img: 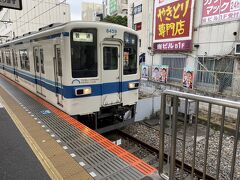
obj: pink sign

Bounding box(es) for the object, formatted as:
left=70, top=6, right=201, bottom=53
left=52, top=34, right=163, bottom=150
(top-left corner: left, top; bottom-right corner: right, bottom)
left=202, top=0, right=240, bottom=24
left=154, top=40, right=192, bottom=52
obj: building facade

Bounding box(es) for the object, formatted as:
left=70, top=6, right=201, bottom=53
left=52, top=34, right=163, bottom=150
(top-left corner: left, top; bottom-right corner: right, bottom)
left=104, top=0, right=128, bottom=17
left=0, top=0, right=70, bottom=42
left=81, top=2, right=103, bottom=21
left=129, top=0, right=240, bottom=97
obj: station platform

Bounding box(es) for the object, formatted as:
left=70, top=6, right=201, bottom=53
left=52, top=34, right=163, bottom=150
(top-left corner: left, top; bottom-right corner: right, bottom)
left=0, top=74, right=158, bottom=180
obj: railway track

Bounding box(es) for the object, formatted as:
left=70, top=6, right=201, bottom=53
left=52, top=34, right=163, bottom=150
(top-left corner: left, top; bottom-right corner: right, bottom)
left=105, top=129, right=215, bottom=180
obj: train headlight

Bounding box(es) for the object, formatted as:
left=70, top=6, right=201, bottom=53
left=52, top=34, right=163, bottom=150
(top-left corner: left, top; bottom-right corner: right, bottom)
left=75, top=87, right=92, bottom=96
left=128, top=82, right=139, bottom=89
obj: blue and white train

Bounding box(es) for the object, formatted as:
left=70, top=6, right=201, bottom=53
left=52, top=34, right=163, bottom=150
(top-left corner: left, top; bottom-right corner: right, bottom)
left=0, top=21, right=139, bottom=132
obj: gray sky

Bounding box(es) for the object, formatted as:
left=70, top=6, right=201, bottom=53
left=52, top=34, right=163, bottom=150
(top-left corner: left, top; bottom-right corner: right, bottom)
left=67, top=0, right=103, bottom=20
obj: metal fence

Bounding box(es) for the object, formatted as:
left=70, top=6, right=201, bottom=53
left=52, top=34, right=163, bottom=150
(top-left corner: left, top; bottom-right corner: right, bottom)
left=159, top=90, right=240, bottom=180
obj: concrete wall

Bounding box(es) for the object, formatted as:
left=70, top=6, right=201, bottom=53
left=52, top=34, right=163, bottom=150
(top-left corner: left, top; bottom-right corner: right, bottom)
left=135, top=96, right=161, bottom=121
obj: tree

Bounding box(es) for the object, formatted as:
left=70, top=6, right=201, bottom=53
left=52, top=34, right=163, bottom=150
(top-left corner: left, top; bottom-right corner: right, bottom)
left=102, top=15, right=127, bottom=27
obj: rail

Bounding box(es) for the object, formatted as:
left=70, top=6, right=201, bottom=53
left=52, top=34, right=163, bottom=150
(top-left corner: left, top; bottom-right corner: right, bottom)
left=159, top=90, right=240, bottom=180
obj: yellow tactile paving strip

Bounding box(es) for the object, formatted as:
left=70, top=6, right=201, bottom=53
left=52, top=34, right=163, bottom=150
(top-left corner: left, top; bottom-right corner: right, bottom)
left=0, top=86, right=93, bottom=180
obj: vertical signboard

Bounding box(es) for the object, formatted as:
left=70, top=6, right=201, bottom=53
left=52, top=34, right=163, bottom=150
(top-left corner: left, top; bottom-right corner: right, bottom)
left=153, top=0, right=195, bottom=52
left=0, top=0, right=22, bottom=10
left=109, top=0, right=118, bottom=15
left=202, top=0, right=240, bottom=24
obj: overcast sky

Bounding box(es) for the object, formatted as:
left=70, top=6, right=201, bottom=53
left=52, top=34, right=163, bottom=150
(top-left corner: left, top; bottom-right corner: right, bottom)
left=67, top=0, right=103, bottom=20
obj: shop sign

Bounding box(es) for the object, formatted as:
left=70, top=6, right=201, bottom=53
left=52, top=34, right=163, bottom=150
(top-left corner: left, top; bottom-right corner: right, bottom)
left=109, top=0, right=118, bottom=15
left=202, top=0, right=240, bottom=24
left=153, top=0, right=195, bottom=52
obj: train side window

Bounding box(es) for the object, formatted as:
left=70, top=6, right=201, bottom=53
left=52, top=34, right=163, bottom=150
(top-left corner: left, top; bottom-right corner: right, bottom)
left=2, top=51, right=5, bottom=64
left=19, top=49, right=30, bottom=71
left=5, top=50, right=11, bottom=66
left=0, top=51, right=2, bottom=63
left=103, top=47, right=118, bottom=70
left=40, top=49, right=45, bottom=74
left=56, top=47, right=62, bottom=76
left=34, top=48, right=39, bottom=73
left=12, top=50, right=18, bottom=67
left=71, top=29, right=97, bottom=78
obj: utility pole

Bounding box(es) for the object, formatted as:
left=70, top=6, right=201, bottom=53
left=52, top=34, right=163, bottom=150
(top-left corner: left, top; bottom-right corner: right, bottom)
left=131, top=3, right=134, bottom=29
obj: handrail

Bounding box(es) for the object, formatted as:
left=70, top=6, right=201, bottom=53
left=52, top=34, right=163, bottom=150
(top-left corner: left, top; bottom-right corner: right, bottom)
left=159, top=90, right=240, bottom=180
left=163, top=90, right=240, bottom=109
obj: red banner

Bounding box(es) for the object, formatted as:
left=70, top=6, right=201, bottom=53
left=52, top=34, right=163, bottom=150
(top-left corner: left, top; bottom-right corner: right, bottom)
left=153, top=0, right=194, bottom=52
left=202, top=0, right=240, bottom=24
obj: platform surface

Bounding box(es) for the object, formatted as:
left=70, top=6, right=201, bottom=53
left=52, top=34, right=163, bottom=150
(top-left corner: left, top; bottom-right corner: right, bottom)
left=0, top=75, right=157, bottom=180
left=0, top=105, right=50, bottom=180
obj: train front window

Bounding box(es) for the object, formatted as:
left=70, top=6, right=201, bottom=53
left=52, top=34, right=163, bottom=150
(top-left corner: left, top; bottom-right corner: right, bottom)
left=71, top=29, right=97, bottom=78
left=103, top=47, right=118, bottom=70
left=123, top=33, right=137, bottom=75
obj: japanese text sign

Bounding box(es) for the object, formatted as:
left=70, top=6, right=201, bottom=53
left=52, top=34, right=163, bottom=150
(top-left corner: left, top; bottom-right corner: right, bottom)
left=202, top=0, right=240, bottom=24
left=153, top=0, right=195, bottom=52
left=0, top=0, right=22, bottom=10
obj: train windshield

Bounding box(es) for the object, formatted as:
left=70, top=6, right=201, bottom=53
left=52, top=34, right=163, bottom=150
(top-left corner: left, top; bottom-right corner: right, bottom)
left=71, top=29, right=97, bottom=78
left=123, top=33, right=137, bottom=75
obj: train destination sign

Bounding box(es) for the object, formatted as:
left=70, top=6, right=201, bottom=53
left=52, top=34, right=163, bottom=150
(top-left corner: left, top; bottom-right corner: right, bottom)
left=73, top=32, right=93, bottom=42
left=0, top=0, right=22, bottom=10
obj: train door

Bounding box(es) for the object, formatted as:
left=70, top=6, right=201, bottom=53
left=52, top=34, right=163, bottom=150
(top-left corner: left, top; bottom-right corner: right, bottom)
left=33, top=47, right=45, bottom=96
left=101, top=41, right=121, bottom=106
left=12, top=49, right=18, bottom=81
left=53, top=45, right=63, bottom=106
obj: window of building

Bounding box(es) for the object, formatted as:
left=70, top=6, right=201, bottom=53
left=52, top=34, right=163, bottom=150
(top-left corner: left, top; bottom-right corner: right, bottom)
left=71, top=29, right=97, bottom=78
left=5, top=50, right=11, bottom=66
left=162, top=57, right=186, bottom=81
left=124, top=32, right=138, bottom=75
left=103, top=47, right=118, bottom=70
left=197, top=57, right=234, bottom=88
left=19, top=49, right=30, bottom=71
left=133, top=4, right=142, bottom=15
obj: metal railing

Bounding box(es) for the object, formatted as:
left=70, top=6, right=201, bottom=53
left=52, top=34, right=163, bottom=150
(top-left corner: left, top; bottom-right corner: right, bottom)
left=159, top=90, right=240, bottom=180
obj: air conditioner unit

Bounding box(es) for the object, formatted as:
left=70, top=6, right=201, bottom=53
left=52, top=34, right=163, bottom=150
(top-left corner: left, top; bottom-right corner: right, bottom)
left=235, top=43, right=240, bottom=55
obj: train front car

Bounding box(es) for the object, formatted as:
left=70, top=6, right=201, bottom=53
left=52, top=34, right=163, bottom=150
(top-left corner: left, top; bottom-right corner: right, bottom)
left=63, top=22, right=139, bottom=133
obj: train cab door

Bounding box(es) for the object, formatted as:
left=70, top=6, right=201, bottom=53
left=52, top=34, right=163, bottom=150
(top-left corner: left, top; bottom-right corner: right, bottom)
left=101, top=41, right=121, bottom=106
left=53, top=45, right=63, bottom=106
left=12, top=49, right=18, bottom=81
left=33, top=47, right=45, bottom=96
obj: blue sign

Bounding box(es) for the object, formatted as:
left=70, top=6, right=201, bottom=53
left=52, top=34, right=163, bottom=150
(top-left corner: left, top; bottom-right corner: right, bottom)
left=40, top=110, right=52, bottom=115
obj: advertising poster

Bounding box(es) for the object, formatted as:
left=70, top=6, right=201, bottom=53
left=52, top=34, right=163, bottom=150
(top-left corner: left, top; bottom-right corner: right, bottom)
left=183, top=67, right=194, bottom=89
left=159, top=65, right=169, bottom=83
left=123, top=52, right=129, bottom=66
left=141, top=65, right=149, bottom=80
left=202, top=0, right=240, bottom=24
left=152, top=65, right=160, bottom=82
left=153, top=0, right=195, bottom=52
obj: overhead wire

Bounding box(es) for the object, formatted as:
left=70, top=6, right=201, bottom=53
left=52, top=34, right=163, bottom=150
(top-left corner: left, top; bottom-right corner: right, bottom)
left=16, top=0, right=67, bottom=30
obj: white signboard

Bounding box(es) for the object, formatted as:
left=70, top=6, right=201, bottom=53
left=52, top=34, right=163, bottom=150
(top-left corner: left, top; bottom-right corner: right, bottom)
left=73, top=32, right=93, bottom=42
left=0, top=0, right=22, bottom=10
